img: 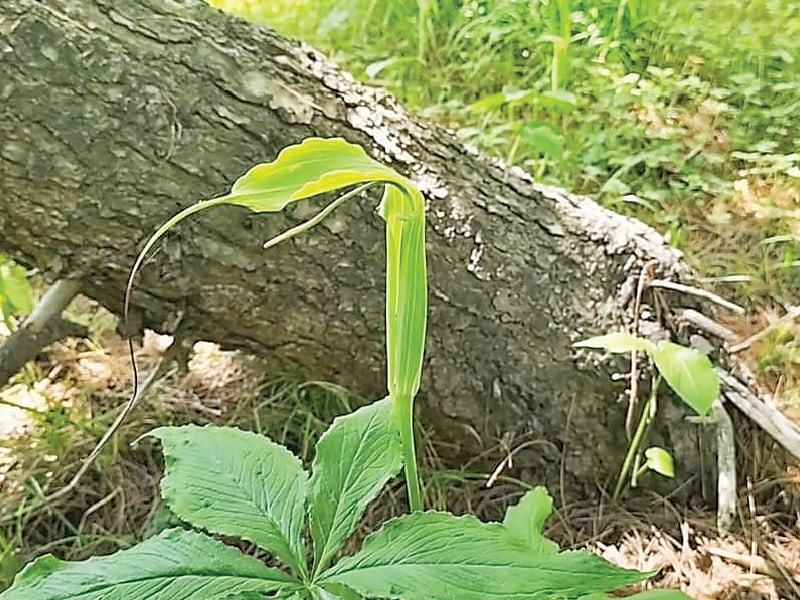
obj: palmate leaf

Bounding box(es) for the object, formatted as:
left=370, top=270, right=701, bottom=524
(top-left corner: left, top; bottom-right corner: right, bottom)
left=650, top=342, right=719, bottom=417
left=147, top=426, right=308, bottom=575
left=309, top=397, right=403, bottom=575
left=320, top=512, right=646, bottom=599
left=0, top=528, right=297, bottom=600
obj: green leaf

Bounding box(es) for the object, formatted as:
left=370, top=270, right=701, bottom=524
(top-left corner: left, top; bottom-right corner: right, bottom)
left=147, top=425, right=308, bottom=575
left=321, top=512, right=647, bottom=599
left=574, top=332, right=654, bottom=354
left=469, top=88, right=535, bottom=113
left=650, top=342, right=719, bottom=416
left=502, top=486, right=559, bottom=555
left=309, top=397, right=403, bottom=575
left=518, top=122, right=564, bottom=159
left=541, top=89, right=578, bottom=111
left=644, top=447, right=675, bottom=478
left=227, top=137, right=408, bottom=213
left=0, top=263, right=33, bottom=315
left=0, top=528, right=297, bottom=600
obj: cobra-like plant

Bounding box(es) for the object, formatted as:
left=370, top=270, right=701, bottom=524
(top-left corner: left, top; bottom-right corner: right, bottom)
left=125, top=137, right=428, bottom=512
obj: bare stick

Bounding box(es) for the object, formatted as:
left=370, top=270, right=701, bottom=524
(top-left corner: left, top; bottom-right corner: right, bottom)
left=677, top=308, right=736, bottom=341
left=713, top=400, right=737, bottom=536
left=21, top=279, right=83, bottom=333
left=718, top=369, right=800, bottom=461
left=626, top=261, right=656, bottom=438
left=729, top=305, right=800, bottom=353
left=647, top=279, right=745, bottom=314
left=0, top=279, right=85, bottom=386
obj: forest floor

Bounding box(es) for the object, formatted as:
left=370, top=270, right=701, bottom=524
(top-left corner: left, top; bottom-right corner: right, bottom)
left=1, top=312, right=799, bottom=599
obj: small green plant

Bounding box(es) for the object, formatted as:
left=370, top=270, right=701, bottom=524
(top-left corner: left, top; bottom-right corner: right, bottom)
left=1, top=139, right=691, bottom=599
left=0, top=256, right=33, bottom=334
left=574, top=332, right=720, bottom=501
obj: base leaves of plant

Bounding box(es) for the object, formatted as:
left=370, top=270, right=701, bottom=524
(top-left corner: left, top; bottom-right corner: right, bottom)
left=1, top=400, right=671, bottom=600
left=145, top=425, right=309, bottom=576
left=308, top=397, right=402, bottom=575
left=320, top=512, right=647, bottom=600
left=0, top=528, right=298, bottom=600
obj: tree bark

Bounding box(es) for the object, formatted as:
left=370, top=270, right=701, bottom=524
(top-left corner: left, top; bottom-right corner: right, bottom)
left=0, top=0, right=719, bottom=501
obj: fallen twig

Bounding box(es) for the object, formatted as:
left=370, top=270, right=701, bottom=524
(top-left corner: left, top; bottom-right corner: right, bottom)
left=647, top=279, right=745, bottom=314
left=0, top=279, right=85, bottom=387
left=729, top=305, right=800, bottom=353
left=717, top=369, right=800, bottom=462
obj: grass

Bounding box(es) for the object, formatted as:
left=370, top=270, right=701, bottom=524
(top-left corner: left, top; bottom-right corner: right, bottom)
left=208, top=0, right=800, bottom=402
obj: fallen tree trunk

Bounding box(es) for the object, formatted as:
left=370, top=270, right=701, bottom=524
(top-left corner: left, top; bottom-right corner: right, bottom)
left=0, top=0, right=739, bottom=502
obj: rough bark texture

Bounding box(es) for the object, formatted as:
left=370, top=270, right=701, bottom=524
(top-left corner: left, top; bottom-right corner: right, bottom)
left=0, top=0, right=716, bottom=501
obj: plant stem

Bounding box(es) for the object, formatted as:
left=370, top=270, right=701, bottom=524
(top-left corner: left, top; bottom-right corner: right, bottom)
left=262, top=183, right=373, bottom=250
left=612, top=374, right=660, bottom=502
left=396, top=395, right=423, bottom=512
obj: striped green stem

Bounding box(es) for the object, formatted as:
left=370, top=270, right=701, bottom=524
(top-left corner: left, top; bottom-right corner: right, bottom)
left=395, top=395, right=423, bottom=512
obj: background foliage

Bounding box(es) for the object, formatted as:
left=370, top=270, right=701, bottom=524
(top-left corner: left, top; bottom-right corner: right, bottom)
left=209, top=0, right=800, bottom=391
